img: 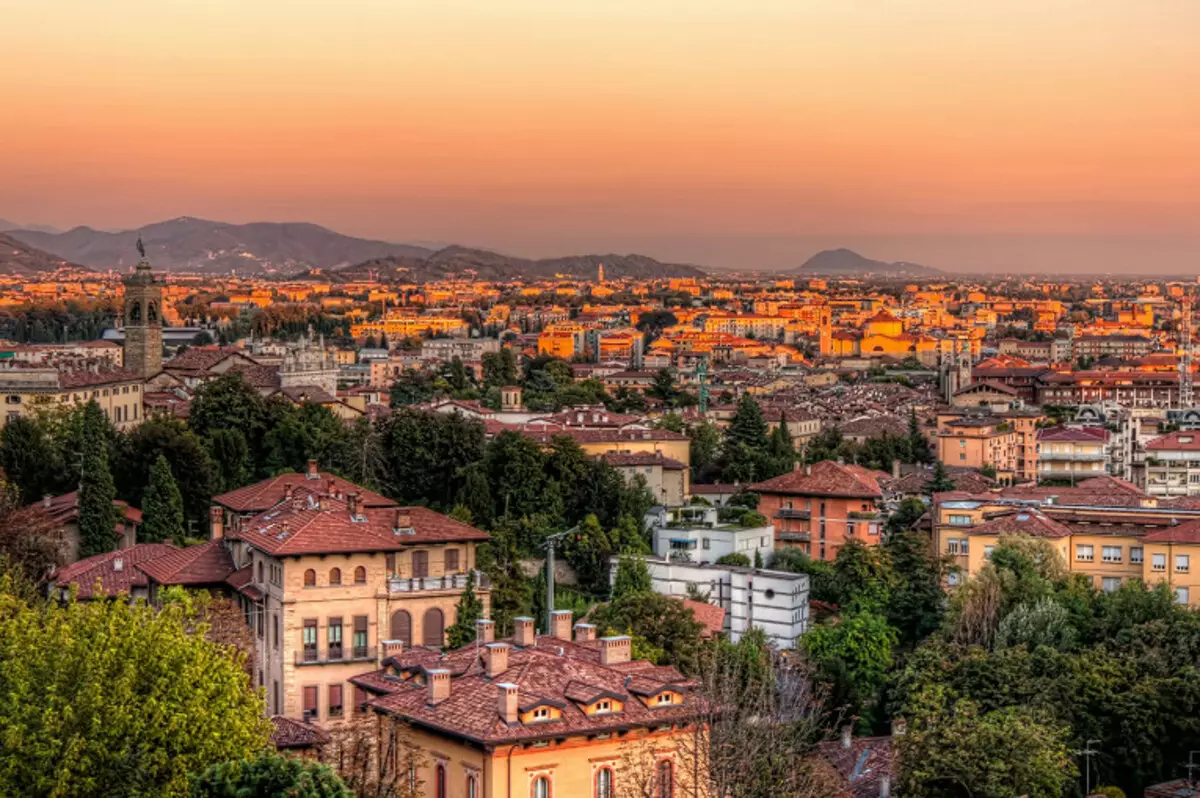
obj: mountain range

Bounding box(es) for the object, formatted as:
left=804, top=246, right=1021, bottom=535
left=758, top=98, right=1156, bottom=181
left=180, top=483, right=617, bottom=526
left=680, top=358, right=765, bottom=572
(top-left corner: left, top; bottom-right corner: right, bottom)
left=0, top=232, right=88, bottom=276
left=5, top=217, right=706, bottom=280
left=793, top=248, right=941, bottom=276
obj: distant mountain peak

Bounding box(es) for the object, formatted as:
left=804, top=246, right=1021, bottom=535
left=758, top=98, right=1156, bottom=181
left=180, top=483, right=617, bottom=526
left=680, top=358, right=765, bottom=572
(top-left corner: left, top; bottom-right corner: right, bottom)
left=793, top=248, right=940, bottom=276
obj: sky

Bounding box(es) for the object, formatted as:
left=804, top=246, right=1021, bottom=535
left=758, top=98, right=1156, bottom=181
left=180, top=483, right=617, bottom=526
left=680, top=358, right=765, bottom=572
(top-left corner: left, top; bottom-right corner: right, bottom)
left=2, top=0, right=1199, bottom=273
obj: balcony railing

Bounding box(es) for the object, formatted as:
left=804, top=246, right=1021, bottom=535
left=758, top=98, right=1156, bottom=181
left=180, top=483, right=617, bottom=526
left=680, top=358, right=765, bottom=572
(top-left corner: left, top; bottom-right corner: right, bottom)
left=776, top=508, right=811, bottom=519
left=295, top=646, right=377, bottom=666
left=848, top=511, right=882, bottom=520
left=387, top=570, right=490, bottom=594
left=1039, top=452, right=1107, bottom=461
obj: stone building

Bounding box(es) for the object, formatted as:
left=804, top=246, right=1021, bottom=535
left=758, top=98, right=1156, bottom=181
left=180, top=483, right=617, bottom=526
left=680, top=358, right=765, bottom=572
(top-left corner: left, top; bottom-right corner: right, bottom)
left=122, top=242, right=163, bottom=380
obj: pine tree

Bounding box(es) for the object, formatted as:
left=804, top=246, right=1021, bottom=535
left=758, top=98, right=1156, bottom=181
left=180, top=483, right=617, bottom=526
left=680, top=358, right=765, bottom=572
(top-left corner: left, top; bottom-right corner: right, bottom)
left=726, top=394, right=769, bottom=449
left=77, top=402, right=117, bottom=558
left=923, top=459, right=956, bottom=494
left=141, top=454, right=185, bottom=543
left=446, top=572, right=485, bottom=649
left=908, top=407, right=931, bottom=463
left=611, top=554, right=652, bottom=599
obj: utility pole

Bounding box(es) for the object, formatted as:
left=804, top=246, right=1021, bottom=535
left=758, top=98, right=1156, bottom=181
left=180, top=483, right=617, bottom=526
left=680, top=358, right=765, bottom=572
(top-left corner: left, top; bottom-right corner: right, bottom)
left=1073, top=739, right=1101, bottom=796
left=1181, top=293, right=1194, bottom=409
left=542, top=526, right=577, bottom=635
left=1185, top=750, right=1200, bottom=788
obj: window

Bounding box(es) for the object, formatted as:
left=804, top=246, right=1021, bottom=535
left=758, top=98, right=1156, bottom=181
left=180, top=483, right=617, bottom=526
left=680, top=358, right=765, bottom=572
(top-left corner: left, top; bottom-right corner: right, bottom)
left=328, top=617, right=343, bottom=660
left=353, top=616, right=369, bottom=658
left=435, top=765, right=446, bottom=798
left=328, top=684, right=344, bottom=718
left=947, top=571, right=960, bottom=586
left=355, top=686, right=370, bottom=713
left=386, top=553, right=396, bottom=574
left=467, top=775, right=478, bottom=798
left=1076, top=544, right=1094, bottom=562
left=256, top=561, right=263, bottom=584
left=304, top=569, right=316, bottom=587
left=531, top=707, right=549, bottom=721
left=423, top=608, right=445, bottom=647
left=984, top=545, right=995, bottom=559
left=272, top=615, right=279, bottom=649
left=354, top=565, right=367, bottom=584
left=391, top=610, right=412, bottom=643
left=596, top=768, right=613, bottom=798
left=656, top=761, right=673, bottom=798
left=1102, top=546, right=1122, bottom=563
left=533, top=776, right=550, bottom=798
left=1102, top=577, right=1121, bottom=594
left=1177, top=587, right=1190, bottom=605
left=1153, top=553, right=1167, bottom=572
left=947, top=540, right=960, bottom=555
left=329, top=567, right=342, bottom=585
left=960, top=539, right=969, bottom=555
left=948, top=514, right=972, bottom=526
left=595, top=700, right=611, bottom=714
left=412, top=551, right=429, bottom=578
left=302, top=619, right=318, bottom=662
left=702, top=537, right=710, bottom=550
left=445, top=548, right=460, bottom=573
left=303, top=685, right=318, bottom=720
left=1130, top=547, right=1144, bottom=564
left=1177, top=555, right=1191, bottom=573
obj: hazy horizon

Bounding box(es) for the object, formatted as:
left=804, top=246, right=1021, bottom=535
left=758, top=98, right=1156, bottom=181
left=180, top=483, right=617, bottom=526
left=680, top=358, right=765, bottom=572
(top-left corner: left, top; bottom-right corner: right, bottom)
left=3, top=1, right=1197, bottom=274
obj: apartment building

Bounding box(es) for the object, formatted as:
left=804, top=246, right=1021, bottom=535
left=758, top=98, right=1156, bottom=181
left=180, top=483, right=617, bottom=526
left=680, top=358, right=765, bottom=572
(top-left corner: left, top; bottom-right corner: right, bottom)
left=0, top=363, right=144, bottom=429
left=936, top=416, right=1017, bottom=481
left=648, top=505, right=774, bottom=564
left=1035, top=426, right=1110, bottom=483
left=750, top=460, right=889, bottom=561
left=354, top=616, right=704, bottom=798
left=1140, top=431, right=1200, bottom=497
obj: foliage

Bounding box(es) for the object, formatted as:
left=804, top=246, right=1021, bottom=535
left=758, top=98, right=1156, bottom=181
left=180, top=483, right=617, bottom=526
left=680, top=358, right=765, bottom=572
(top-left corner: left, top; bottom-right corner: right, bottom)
left=0, top=414, right=63, bottom=503
left=923, top=460, right=955, bottom=493
left=141, top=454, right=185, bottom=543
left=0, top=585, right=270, bottom=797
left=189, top=753, right=351, bottom=797
left=994, top=597, right=1077, bottom=652
left=886, top=496, right=927, bottom=535
left=907, top=407, right=931, bottom=463
left=590, top=591, right=707, bottom=675
left=801, top=609, right=897, bottom=726
left=115, top=417, right=215, bottom=531
left=884, top=529, right=946, bottom=648
left=78, top=401, right=118, bottom=558
left=611, top=554, right=652, bottom=599
left=445, top=571, right=484, bottom=649
left=0, top=485, right=65, bottom=581
left=715, top=552, right=751, bottom=567
left=768, top=547, right=834, bottom=602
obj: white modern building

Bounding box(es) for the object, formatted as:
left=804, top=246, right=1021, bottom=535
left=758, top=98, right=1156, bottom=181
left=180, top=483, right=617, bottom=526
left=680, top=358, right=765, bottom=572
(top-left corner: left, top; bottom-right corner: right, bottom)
left=649, top=505, right=775, bottom=565
left=617, top=555, right=810, bottom=649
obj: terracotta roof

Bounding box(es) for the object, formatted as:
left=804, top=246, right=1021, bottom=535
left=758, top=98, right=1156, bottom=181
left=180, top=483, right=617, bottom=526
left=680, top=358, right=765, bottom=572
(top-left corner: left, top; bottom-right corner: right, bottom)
left=953, top=380, right=1019, bottom=397
left=1146, top=431, right=1200, bottom=452
left=54, top=543, right=179, bottom=599
left=1143, top=519, right=1200, bottom=544
left=357, top=633, right=699, bottom=746
left=164, top=346, right=255, bottom=374
left=56, top=365, right=142, bottom=388
left=818, top=735, right=895, bottom=798
left=601, top=452, right=687, bottom=470
left=884, top=466, right=995, bottom=496
left=276, top=385, right=341, bottom=405
left=223, top=362, right=282, bottom=391
left=270, top=716, right=331, bottom=750
left=680, top=599, right=725, bottom=638
left=1036, top=425, right=1109, bottom=443
left=749, top=460, right=889, bottom=499
left=214, top=468, right=397, bottom=513
left=229, top=489, right=488, bottom=556
left=38, top=490, right=141, bottom=528
left=689, top=484, right=742, bottom=495
left=966, top=509, right=1072, bottom=538
left=138, top=539, right=236, bottom=585
left=517, top=427, right=689, bottom=446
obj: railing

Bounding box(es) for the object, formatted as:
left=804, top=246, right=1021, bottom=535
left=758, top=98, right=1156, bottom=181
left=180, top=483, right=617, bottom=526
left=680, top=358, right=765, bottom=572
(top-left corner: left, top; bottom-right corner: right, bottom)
left=776, top=508, right=811, bottom=519
left=295, top=646, right=377, bottom=666
left=387, top=570, right=490, bottom=594
left=848, top=511, right=882, bottom=520
left=1038, top=452, right=1107, bottom=461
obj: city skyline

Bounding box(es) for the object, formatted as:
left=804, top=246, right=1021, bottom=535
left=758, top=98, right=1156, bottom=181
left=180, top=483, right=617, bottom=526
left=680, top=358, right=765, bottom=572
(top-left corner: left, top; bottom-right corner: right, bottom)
left=3, top=1, right=1199, bottom=273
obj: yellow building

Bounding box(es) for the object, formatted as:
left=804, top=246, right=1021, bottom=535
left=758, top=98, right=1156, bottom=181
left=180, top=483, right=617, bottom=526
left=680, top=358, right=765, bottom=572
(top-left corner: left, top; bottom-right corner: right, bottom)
left=355, top=616, right=706, bottom=798
left=0, top=364, right=145, bottom=430
left=351, top=314, right=468, bottom=339
left=936, top=416, right=1017, bottom=481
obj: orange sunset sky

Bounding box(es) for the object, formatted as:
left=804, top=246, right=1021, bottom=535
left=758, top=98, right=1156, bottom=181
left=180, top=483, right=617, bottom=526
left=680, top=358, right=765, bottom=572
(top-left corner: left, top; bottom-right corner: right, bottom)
left=2, top=0, right=1198, bottom=272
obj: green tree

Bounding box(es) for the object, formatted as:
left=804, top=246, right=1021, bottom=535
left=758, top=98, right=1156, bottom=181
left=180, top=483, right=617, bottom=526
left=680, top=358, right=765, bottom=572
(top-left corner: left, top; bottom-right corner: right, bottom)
left=590, top=591, right=707, bottom=675
left=380, top=409, right=486, bottom=511
left=886, top=496, right=927, bottom=535
left=388, top=368, right=437, bottom=407
left=611, top=554, right=652, bottom=598
left=483, top=431, right=553, bottom=521
left=647, top=369, right=678, bottom=405
left=800, top=609, right=897, bottom=725
left=715, top=552, right=751, bottom=567
left=907, top=407, right=931, bottom=463
left=923, top=460, right=955, bottom=494
left=77, top=401, right=118, bottom=558
left=884, top=529, right=945, bottom=648
left=116, top=417, right=215, bottom=530
left=763, top=411, right=795, bottom=477
left=688, top=421, right=723, bottom=480
left=206, top=428, right=252, bottom=493
left=561, top=514, right=615, bottom=595
left=0, top=585, right=270, bottom=797
left=141, top=454, right=185, bottom=543
left=0, top=414, right=63, bottom=503
left=481, top=347, right=519, bottom=389
left=726, top=394, right=768, bottom=450
left=190, top=752, right=351, bottom=797
left=446, top=571, right=485, bottom=649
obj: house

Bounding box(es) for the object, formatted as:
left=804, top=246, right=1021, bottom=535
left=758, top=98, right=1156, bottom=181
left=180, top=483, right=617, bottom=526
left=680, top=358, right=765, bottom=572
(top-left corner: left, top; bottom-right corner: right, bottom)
left=1036, top=426, right=1110, bottom=483
left=649, top=505, right=774, bottom=565
left=52, top=542, right=178, bottom=600
left=38, top=490, right=143, bottom=565
left=352, top=615, right=704, bottom=798
left=602, top=451, right=689, bottom=507
left=1141, top=431, right=1200, bottom=497
left=750, top=461, right=890, bottom=561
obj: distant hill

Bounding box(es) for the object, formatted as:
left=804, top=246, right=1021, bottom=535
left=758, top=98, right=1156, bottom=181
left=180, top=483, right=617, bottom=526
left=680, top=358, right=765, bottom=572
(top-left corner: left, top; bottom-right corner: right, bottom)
left=0, top=219, right=19, bottom=232
left=0, top=232, right=88, bottom=276
left=326, top=246, right=706, bottom=283
left=792, top=248, right=941, bottom=276
left=0, top=219, right=61, bottom=234
left=8, top=217, right=431, bottom=276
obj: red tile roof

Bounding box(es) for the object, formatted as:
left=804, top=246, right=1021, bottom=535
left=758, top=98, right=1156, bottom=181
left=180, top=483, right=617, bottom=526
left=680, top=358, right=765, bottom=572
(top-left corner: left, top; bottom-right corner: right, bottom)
left=355, top=633, right=699, bottom=746
left=749, top=460, right=889, bottom=499
left=680, top=599, right=725, bottom=638
left=270, top=716, right=331, bottom=750
left=966, top=509, right=1072, bottom=538
left=1143, top=519, right=1200, bottom=544
left=229, top=489, right=488, bottom=556
left=214, top=469, right=396, bottom=514
left=138, top=539, right=236, bottom=585
left=602, top=452, right=687, bottom=470
left=1146, top=431, right=1200, bottom=452
left=1036, top=425, right=1110, bottom=443
left=54, top=543, right=178, bottom=599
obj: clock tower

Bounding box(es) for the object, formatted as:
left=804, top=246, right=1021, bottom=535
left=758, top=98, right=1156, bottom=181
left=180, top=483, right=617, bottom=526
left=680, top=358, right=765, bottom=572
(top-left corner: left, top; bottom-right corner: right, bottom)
left=123, top=238, right=163, bottom=379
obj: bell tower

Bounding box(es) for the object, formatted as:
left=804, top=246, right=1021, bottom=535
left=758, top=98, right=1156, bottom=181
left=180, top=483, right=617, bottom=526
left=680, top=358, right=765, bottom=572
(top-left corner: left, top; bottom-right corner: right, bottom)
left=123, top=237, right=163, bottom=379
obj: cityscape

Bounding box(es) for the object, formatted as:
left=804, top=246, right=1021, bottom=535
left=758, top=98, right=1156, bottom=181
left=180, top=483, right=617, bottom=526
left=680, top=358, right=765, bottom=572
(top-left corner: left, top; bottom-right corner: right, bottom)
left=2, top=3, right=1199, bottom=798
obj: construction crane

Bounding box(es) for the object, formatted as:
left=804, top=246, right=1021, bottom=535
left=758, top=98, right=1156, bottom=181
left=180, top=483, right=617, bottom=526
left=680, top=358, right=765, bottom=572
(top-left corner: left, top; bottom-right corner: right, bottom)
left=1182, top=293, right=1194, bottom=409
left=697, top=356, right=710, bottom=415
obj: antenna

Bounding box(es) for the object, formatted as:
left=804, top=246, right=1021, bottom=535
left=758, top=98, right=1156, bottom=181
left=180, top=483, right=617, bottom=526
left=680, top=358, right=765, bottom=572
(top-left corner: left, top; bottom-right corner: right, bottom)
left=1182, top=292, right=1194, bottom=409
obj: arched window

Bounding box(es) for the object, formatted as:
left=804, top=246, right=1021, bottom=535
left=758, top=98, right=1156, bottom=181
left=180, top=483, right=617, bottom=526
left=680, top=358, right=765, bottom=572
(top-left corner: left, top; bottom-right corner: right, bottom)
left=147, top=302, right=158, bottom=323
left=532, top=776, right=550, bottom=798
left=128, top=301, right=141, bottom=324
left=656, top=761, right=673, bottom=798
left=467, top=775, right=478, bottom=798
left=329, top=567, right=342, bottom=585
left=390, top=610, right=412, bottom=644
left=303, top=569, right=316, bottom=587
left=435, top=765, right=446, bottom=798
left=354, top=566, right=367, bottom=584
left=422, top=607, right=444, bottom=647
left=595, top=767, right=613, bottom=798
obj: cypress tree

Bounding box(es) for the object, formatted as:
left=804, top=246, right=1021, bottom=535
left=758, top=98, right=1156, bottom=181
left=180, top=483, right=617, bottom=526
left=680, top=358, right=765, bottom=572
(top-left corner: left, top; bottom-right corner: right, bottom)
left=77, top=402, right=118, bottom=558
left=141, top=454, right=185, bottom=543
left=446, top=572, right=484, bottom=649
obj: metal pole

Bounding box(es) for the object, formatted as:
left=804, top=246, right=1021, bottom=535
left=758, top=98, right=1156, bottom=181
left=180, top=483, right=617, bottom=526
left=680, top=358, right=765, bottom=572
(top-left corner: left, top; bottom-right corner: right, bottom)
left=546, top=539, right=555, bottom=635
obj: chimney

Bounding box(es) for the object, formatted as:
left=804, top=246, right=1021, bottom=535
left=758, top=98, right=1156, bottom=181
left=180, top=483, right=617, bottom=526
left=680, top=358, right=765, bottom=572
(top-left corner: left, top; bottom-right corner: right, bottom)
left=550, top=610, right=573, bottom=641
left=805, top=464, right=812, bottom=476
left=891, top=717, right=907, bottom=737
left=837, top=456, right=846, bottom=466
left=42, top=493, right=52, bottom=508
left=113, top=557, right=123, bottom=572
left=348, top=492, right=360, bottom=519
left=892, top=458, right=901, bottom=479
left=306, top=458, right=319, bottom=480
left=209, top=506, right=224, bottom=540
left=381, top=640, right=404, bottom=660
left=599, top=635, right=631, bottom=666
left=513, top=616, right=535, bottom=647
left=394, top=508, right=412, bottom=530
left=484, top=642, right=510, bottom=678
left=574, top=622, right=596, bottom=642
left=476, top=618, right=495, bottom=643
left=284, top=484, right=294, bottom=501
left=497, top=682, right=519, bottom=724
left=426, top=668, right=451, bottom=705
left=840, top=725, right=853, bottom=750
left=879, top=775, right=891, bottom=798
left=326, top=478, right=336, bottom=497
left=793, top=460, right=801, bottom=472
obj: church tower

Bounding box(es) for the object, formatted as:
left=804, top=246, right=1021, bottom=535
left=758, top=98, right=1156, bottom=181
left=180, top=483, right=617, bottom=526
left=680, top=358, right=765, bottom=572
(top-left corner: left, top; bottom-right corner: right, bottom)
left=123, top=238, right=163, bottom=379
left=818, top=308, right=832, bottom=357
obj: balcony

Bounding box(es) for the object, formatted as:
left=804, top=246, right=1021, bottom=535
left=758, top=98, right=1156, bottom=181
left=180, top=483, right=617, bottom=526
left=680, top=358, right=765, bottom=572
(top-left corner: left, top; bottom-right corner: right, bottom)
left=295, top=646, right=376, bottom=667
left=1039, top=452, right=1107, bottom=462
left=387, top=570, right=490, bottom=594
left=777, top=531, right=811, bottom=543
left=776, top=508, right=811, bottom=520
left=848, top=510, right=883, bottom=520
